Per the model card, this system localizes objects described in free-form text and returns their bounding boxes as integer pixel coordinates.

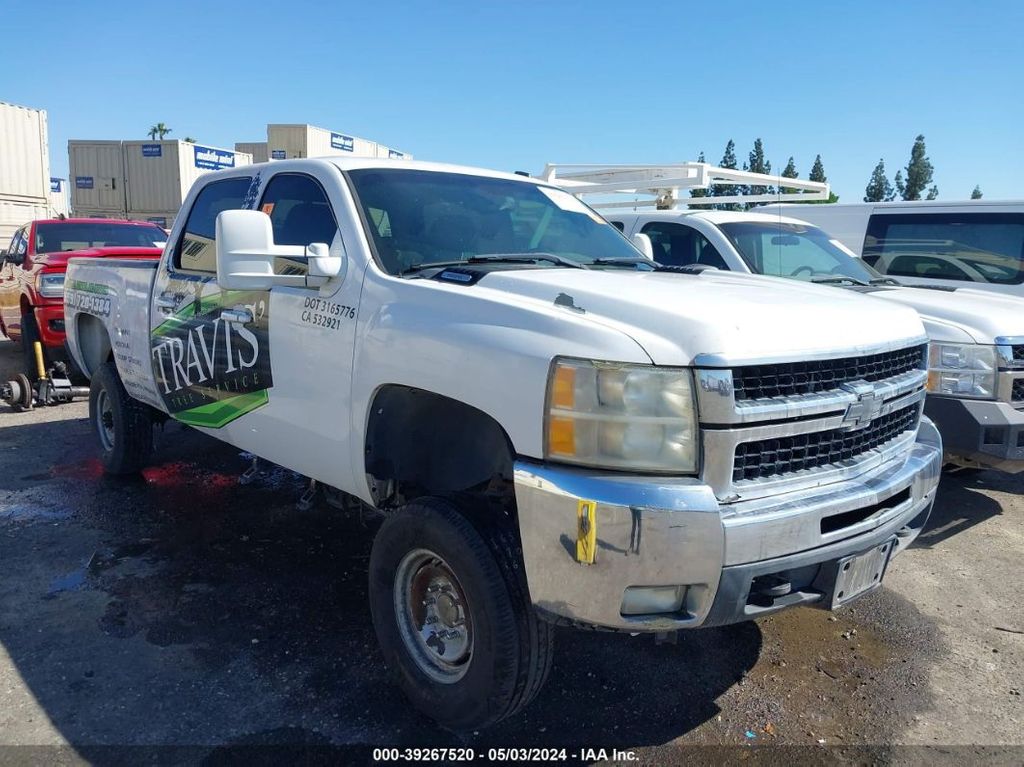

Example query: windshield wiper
[811,276,870,287]
[399,253,588,277]
[590,257,656,270]
[869,277,901,286]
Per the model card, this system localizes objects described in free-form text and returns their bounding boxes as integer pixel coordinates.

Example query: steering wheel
[790,265,815,277]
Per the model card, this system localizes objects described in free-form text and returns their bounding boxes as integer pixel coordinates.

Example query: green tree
[805,154,840,203]
[147,122,172,140]
[863,159,894,202]
[713,139,739,210]
[926,185,939,200]
[744,138,772,207]
[971,185,983,199]
[894,170,906,199]
[690,151,709,201]
[901,134,934,200]
[183,136,196,143]
[780,156,799,194]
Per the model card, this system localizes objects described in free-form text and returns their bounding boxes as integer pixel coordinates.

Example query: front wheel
[369,497,553,730]
[89,360,154,474]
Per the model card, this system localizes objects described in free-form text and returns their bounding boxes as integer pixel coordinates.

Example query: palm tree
[147,123,172,140]
[183,137,196,143]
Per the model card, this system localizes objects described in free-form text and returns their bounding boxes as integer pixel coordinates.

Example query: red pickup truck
[0,218,166,378]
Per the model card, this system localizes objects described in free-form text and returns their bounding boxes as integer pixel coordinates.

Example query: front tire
[89,360,153,474]
[369,497,553,730]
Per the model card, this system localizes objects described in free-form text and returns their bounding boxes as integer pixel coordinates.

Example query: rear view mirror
[771,234,800,246]
[215,209,343,290]
[631,232,655,259]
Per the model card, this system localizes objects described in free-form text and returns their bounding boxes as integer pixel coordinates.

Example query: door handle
[154,294,177,309]
[220,308,253,324]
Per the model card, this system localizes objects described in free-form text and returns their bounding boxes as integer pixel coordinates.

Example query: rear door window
[865,212,1024,285]
[640,221,727,268]
[174,177,252,273]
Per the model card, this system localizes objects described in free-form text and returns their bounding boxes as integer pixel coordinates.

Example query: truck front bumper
[513,419,942,632]
[925,395,1024,473]
[33,302,67,348]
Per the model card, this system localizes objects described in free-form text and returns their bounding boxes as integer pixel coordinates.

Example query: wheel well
[75,314,113,378]
[20,296,32,316]
[365,386,516,508]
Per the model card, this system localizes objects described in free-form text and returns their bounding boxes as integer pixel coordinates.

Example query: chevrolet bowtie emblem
[839,381,883,431]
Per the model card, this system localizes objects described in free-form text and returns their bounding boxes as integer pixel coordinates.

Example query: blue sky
[3,1,1022,201]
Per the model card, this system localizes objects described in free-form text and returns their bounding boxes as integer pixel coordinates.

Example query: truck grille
[732,345,926,401]
[1013,346,1024,363]
[732,403,920,483]
[1013,379,1024,402]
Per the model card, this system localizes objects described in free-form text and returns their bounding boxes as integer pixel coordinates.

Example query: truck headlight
[36,273,65,298]
[927,343,997,399]
[545,358,698,473]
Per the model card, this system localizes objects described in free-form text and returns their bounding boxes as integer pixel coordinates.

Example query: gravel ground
[0,336,1021,762]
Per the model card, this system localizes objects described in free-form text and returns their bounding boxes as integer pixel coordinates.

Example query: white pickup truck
[606,209,1024,473]
[64,158,942,729]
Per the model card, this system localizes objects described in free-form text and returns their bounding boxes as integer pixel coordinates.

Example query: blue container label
[142,144,162,157]
[271,149,286,159]
[194,145,236,170]
[331,133,354,152]
[75,176,94,189]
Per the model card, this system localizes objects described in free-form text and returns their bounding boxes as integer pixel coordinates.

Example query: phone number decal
[67,290,112,317]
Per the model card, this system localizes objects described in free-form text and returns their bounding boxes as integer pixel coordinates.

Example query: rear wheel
[89,360,153,474]
[369,497,553,730]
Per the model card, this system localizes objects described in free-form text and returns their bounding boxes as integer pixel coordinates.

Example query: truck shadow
[912,471,1007,549]
[0,417,761,751]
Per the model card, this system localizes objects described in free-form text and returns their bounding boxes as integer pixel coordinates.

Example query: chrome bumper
[513,418,942,632]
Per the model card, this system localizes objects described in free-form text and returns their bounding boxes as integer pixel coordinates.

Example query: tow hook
[0,342,90,411]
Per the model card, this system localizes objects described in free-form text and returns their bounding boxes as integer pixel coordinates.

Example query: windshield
[720,221,882,283]
[35,222,166,254]
[346,168,643,274]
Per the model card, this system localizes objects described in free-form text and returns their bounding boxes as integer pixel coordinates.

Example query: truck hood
[33,247,164,269]
[860,285,1024,344]
[475,268,926,366]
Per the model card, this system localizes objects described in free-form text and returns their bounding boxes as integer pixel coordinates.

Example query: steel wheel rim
[393,548,474,684]
[95,389,115,451]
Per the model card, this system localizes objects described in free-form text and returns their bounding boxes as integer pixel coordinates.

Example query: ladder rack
[539,162,830,209]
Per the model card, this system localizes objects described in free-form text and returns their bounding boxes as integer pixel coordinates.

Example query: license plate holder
[831,538,895,608]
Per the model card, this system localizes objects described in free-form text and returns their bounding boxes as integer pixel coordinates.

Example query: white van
[757,201,1024,297]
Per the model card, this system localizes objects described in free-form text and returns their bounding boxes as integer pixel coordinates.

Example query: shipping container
[235,141,269,163]
[49,178,70,217]
[266,124,380,160]
[69,139,252,221]
[68,140,127,214]
[69,208,122,220]
[0,197,49,248]
[123,140,252,213]
[0,102,50,202]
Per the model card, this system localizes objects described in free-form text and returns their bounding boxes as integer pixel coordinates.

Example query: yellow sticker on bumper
[576,499,597,565]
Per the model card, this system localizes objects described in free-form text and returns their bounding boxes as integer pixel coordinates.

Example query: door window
[640,221,727,268]
[865,212,1024,284]
[258,174,339,276]
[174,177,252,273]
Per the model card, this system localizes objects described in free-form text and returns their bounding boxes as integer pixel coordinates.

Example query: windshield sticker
[537,187,606,224]
[150,279,273,429]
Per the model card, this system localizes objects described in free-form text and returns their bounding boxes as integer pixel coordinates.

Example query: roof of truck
[246,156,539,185]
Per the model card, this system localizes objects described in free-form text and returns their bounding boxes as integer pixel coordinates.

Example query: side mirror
[215,209,343,290]
[631,232,654,260]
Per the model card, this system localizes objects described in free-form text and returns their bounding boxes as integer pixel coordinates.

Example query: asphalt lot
[0,335,1021,761]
